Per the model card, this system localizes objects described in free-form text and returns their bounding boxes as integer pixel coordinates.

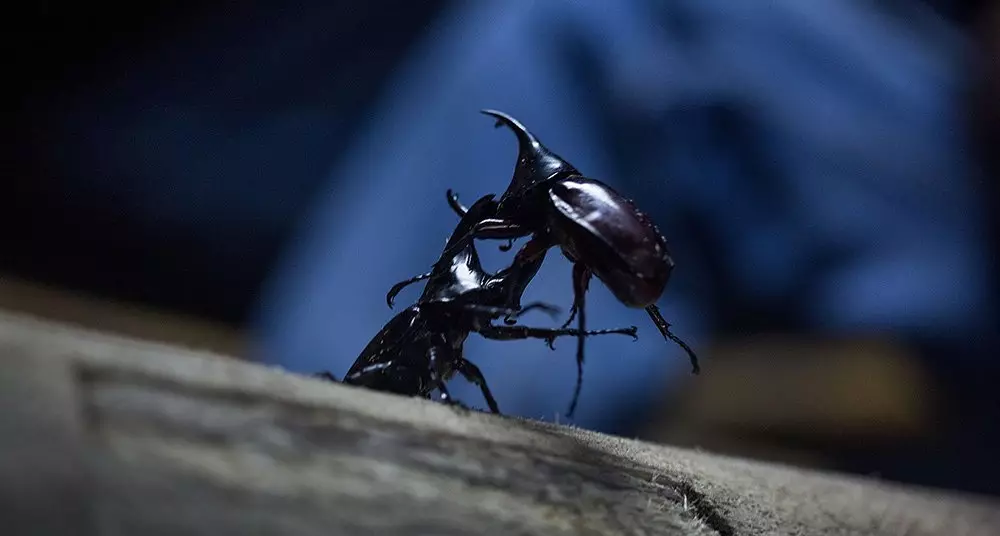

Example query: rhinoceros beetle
[433,109,700,417]
[319,192,638,413]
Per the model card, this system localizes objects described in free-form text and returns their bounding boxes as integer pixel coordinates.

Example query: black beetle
[319,192,639,413]
[436,109,700,417]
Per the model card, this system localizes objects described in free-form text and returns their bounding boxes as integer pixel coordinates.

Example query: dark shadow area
[4,1,449,323]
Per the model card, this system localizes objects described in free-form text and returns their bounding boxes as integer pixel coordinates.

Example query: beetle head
[439,193,497,255]
[420,193,498,303]
[481,109,580,219]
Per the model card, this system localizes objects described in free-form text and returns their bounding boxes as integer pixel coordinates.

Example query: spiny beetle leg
[455,358,501,414]
[472,219,528,240]
[427,342,469,410]
[546,325,638,350]
[477,324,636,342]
[516,301,561,319]
[458,301,560,321]
[645,304,701,374]
[559,261,592,329]
[566,262,593,419]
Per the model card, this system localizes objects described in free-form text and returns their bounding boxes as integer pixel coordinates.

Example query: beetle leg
[546,324,640,349]
[427,341,468,409]
[386,271,433,308]
[501,236,557,324]
[556,263,592,333]
[472,218,528,239]
[557,307,578,332]
[454,357,501,414]
[645,304,701,374]
[512,235,552,263]
[517,301,562,319]
[565,263,593,418]
[478,324,637,345]
[458,301,561,321]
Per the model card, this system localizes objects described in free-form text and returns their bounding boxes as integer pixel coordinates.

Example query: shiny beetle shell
[547,176,674,308]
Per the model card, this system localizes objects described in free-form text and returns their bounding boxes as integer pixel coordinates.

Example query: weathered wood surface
[0,310,997,536]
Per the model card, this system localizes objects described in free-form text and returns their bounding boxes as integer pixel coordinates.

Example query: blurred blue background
[6,0,999,495]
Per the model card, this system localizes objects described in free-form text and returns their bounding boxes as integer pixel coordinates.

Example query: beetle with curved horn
[419,109,700,418]
[319,192,639,413]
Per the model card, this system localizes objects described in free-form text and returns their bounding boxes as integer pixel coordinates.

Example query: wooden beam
[0,310,997,536]
[0,275,246,356]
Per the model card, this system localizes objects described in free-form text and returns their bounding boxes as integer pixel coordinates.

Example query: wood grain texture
[0,310,997,536]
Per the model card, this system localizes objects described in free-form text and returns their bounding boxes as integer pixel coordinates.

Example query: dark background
[5,1,448,324]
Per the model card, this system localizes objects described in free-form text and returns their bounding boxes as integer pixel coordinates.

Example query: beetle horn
[480,109,580,196]
[481,109,538,150]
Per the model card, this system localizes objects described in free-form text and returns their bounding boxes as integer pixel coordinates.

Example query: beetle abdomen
[548,177,674,308]
[348,307,424,374]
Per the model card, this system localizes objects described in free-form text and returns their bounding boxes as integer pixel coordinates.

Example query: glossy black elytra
[436,110,700,417]
[319,192,638,413]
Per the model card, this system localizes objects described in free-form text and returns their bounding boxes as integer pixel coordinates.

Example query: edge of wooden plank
[2,309,999,536]
[0,274,246,356]
[0,316,97,536]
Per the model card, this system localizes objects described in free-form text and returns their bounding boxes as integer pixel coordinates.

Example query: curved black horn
[481,109,539,152]
[479,109,580,202]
